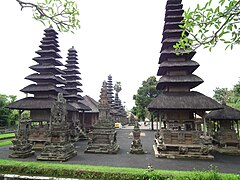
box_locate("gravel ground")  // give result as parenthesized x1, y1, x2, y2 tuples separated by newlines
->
(2, 128, 240, 174)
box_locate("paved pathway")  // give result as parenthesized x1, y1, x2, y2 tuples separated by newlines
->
(2, 128, 240, 174)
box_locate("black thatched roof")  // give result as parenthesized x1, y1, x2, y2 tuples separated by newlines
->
(29, 65, 65, 74)
(21, 84, 68, 94)
(7, 97, 76, 111)
(80, 95, 99, 113)
(206, 104, 240, 120)
(32, 57, 63, 66)
(69, 102, 91, 111)
(157, 74, 203, 90)
(157, 60, 199, 75)
(148, 91, 222, 111)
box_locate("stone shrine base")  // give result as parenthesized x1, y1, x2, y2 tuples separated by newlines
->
(153, 145, 214, 160)
(213, 147, 240, 155)
(85, 143, 119, 154)
(37, 144, 77, 162)
(9, 151, 35, 158)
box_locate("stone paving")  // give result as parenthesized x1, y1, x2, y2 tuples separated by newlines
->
(1, 125, 240, 174)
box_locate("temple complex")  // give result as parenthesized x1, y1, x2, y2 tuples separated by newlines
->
(206, 103, 240, 154)
(7, 26, 77, 150)
(85, 81, 119, 154)
(37, 93, 77, 161)
(148, 0, 222, 159)
(62, 47, 91, 141)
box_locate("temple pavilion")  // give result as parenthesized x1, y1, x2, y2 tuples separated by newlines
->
(148, 0, 222, 159)
(7, 26, 79, 149)
(206, 103, 240, 154)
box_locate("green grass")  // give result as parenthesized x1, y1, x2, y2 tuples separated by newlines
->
(0, 159, 238, 180)
(0, 133, 15, 140)
(0, 140, 12, 147)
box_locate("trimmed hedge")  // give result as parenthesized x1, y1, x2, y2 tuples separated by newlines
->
(0, 160, 238, 180)
(0, 133, 15, 140)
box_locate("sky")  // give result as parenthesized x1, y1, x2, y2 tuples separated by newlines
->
(0, 0, 239, 110)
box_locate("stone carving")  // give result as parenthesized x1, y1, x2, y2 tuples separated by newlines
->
(37, 93, 77, 161)
(9, 115, 35, 158)
(85, 81, 119, 154)
(130, 121, 144, 154)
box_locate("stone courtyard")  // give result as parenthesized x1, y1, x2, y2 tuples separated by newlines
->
(2, 126, 240, 174)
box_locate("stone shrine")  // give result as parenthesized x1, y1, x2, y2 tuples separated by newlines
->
(130, 121, 144, 154)
(9, 115, 34, 158)
(85, 81, 119, 154)
(37, 93, 77, 161)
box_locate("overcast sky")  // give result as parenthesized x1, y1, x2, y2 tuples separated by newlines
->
(0, 0, 239, 110)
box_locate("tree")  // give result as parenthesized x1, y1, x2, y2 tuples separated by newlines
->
(132, 76, 160, 120)
(213, 81, 240, 110)
(0, 94, 18, 127)
(16, 0, 80, 33)
(175, 0, 240, 52)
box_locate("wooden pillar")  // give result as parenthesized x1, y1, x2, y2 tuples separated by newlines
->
(82, 110, 86, 133)
(156, 112, 159, 132)
(159, 112, 162, 133)
(203, 113, 207, 136)
(151, 113, 154, 131)
(236, 120, 239, 137)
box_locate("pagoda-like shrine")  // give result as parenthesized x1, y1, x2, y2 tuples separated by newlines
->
(37, 93, 77, 161)
(206, 103, 240, 154)
(7, 26, 76, 150)
(130, 121, 144, 154)
(85, 81, 119, 154)
(62, 46, 91, 141)
(107, 75, 115, 110)
(148, 0, 222, 159)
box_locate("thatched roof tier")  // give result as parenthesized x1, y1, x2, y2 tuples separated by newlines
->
(66, 59, 79, 64)
(65, 64, 79, 69)
(64, 94, 83, 101)
(7, 97, 76, 111)
(69, 102, 91, 111)
(148, 91, 222, 111)
(206, 104, 240, 120)
(63, 87, 83, 92)
(80, 95, 99, 113)
(167, 0, 182, 4)
(63, 80, 82, 86)
(32, 57, 63, 66)
(157, 60, 199, 75)
(163, 22, 183, 31)
(35, 50, 62, 58)
(25, 73, 66, 84)
(159, 50, 196, 63)
(40, 39, 59, 47)
(39, 44, 60, 52)
(29, 65, 65, 74)
(63, 69, 80, 74)
(21, 84, 68, 94)
(166, 4, 183, 11)
(166, 9, 184, 16)
(165, 15, 183, 23)
(62, 74, 81, 80)
(156, 75, 203, 90)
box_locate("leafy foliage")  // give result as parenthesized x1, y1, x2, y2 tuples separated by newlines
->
(213, 80, 240, 110)
(16, 0, 80, 33)
(175, 0, 240, 52)
(132, 76, 160, 120)
(0, 94, 18, 127)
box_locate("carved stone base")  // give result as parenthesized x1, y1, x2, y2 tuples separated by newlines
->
(213, 147, 240, 155)
(130, 139, 144, 154)
(9, 151, 35, 158)
(153, 145, 214, 159)
(85, 143, 119, 154)
(37, 143, 77, 161)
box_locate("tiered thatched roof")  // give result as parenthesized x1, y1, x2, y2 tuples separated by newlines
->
(148, 0, 221, 111)
(206, 104, 240, 120)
